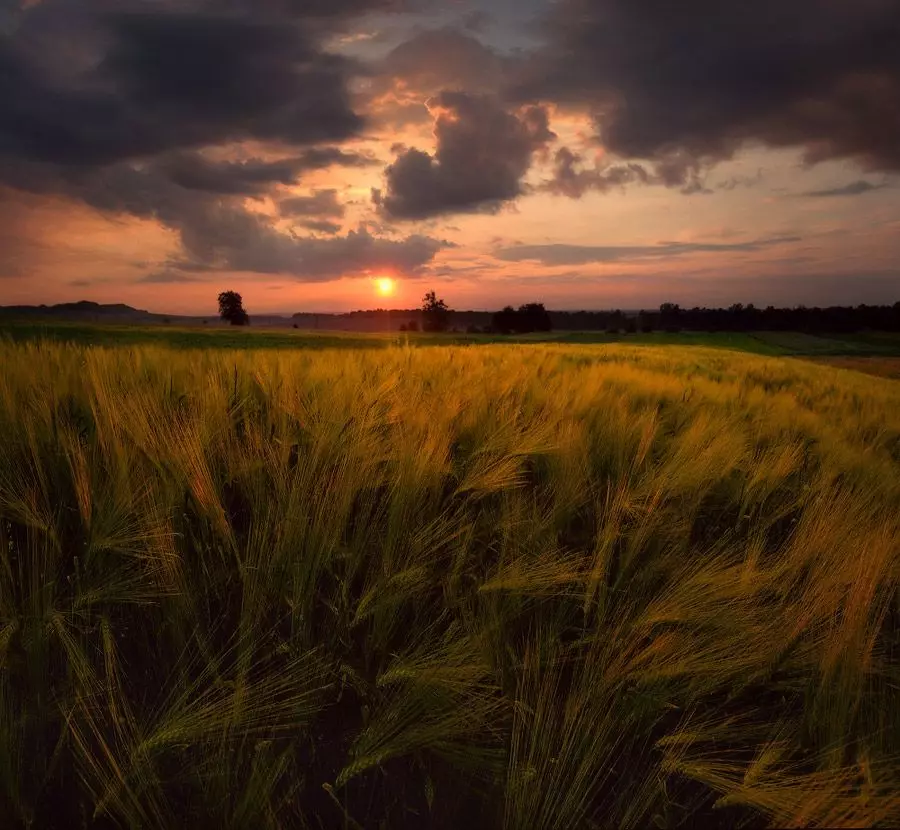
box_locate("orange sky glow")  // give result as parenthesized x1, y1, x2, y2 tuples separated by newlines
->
(0, 0, 897, 314)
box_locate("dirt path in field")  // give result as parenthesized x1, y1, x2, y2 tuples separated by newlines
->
(808, 357, 900, 379)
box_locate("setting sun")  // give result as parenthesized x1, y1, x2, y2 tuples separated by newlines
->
(375, 277, 395, 297)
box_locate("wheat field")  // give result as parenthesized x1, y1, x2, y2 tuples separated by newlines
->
(1, 340, 898, 828)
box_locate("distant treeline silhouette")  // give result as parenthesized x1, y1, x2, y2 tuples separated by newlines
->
(492, 304, 553, 334)
(292, 301, 900, 334)
(494, 302, 900, 335)
(634, 302, 900, 335)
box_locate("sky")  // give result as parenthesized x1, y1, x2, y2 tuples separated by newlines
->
(0, 0, 898, 314)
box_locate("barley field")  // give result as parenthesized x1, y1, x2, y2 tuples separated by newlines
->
(1, 339, 899, 828)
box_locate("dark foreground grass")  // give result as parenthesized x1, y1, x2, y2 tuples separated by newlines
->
(1, 340, 899, 828)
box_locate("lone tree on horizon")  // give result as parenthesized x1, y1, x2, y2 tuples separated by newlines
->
(218, 291, 250, 326)
(421, 290, 450, 333)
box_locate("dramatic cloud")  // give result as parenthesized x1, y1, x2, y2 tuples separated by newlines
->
(169, 217, 449, 280)
(288, 147, 380, 170)
(0, 0, 380, 198)
(543, 147, 651, 198)
(279, 189, 346, 234)
(800, 180, 890, 198)
(0, 0, 428, 281)
(378, 92, 555, 218)
(541, 146, 729, 198)
(715, 170, 765, 191)
(1, 5, 370, 169)
(365, 27, 515, 126)
(158, 149, 376, 195)
(279, 189, 346, 218)
(297, 219, 344, 235)
(514, 0, 900, 178)
(496, 235, 802, 266)
(0, 152, 446, 280)
(2, 0, 897, 309)
(160, 156, 307, 195)
(381, 27, 510, 95)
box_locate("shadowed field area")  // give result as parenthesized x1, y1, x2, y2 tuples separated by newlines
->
(811, 357, 900, 380)
(1, 340, 899, 828)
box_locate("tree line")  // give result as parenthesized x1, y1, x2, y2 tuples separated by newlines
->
(219, 290, 900, 334)
(644, 302, 900, 334)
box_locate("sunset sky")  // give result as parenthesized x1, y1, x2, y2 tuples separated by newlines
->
(1, 0, 898, 314)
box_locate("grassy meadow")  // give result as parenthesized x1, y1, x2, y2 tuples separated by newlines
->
(1, 337, 899, 828)
(5, 318, 900, 358)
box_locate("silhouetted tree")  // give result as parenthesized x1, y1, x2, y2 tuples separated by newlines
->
(492, 303, 553, 334)
(605, 309, 625, 334)
(492, 306, 517, 334)
(421, 291, 450, 332)
(637, 310, 656, 333)
(518, 303, 553, 333)
(218, 291, 250, 326)
(659, 302, 682, 333)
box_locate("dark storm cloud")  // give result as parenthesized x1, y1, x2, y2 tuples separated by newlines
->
(800, 180, 890, 198)
(0, 0, 443, 281)
(462, 10, 492, 33)
(169, 207, 448, 279)
(543, 147, 651, 198)
(297, 219, 343, 235)
(378, 92, 555, 219)
(101, 11, 363, 147)
(198, 0, 408, 17)
(716, 170, 765, 192)
(496, 235, 802, 266)
(291, 147, 380, 170)
(0, 0, 371, 214)
(279, 190, 346, 218)
(280, 190, 346, 234)
(144, 189, 448, 279)
(380, 27, 511, 96)
(0, 149, 446, 281)
(160, 156, 313, 196)
(0, 3, 372, 170)
(108, 166, 448, 279)
(514, 0, 900, 178)
(360, 27, 516, 127)
(158, 150, 374, 195)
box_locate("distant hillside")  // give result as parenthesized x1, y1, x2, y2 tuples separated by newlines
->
(0, 301, 157, 320)
(0, 301, 303, 328)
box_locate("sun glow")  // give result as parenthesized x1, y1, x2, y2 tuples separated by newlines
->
(375, 277, 395, 297)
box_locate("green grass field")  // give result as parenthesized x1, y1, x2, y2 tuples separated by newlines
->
(1, 337, 899, 828)
(4, 318, 900, 357)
